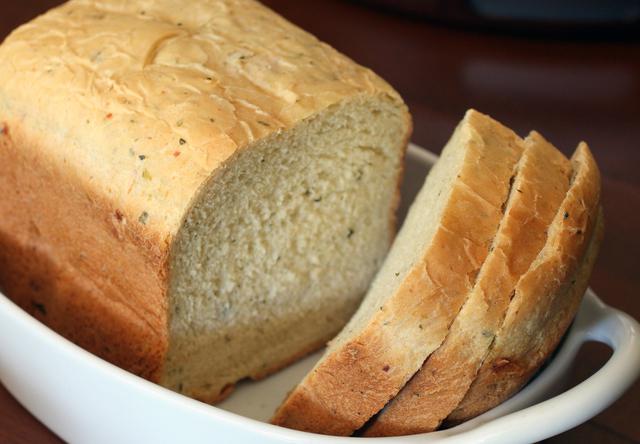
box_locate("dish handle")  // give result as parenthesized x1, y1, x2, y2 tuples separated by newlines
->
(452, 289, 640, 444)
(571, 289, 640, 410)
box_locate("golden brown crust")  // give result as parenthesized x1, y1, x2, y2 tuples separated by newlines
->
(0, 123, 168, 380)
(364, 132, 572, 436)
(271, 110, 524, 435)
(447, 143, 602, 423)
(0, 0, 400, 237)
(272, 331, 399, 435)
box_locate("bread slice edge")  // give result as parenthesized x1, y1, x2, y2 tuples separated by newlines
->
(364, 131, 572, 436)
(447, 142, 602, 423)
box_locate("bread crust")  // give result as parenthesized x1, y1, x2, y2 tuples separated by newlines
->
(0, 0, 401, 236)
(364, 132, 572, 436)
(447, 143, 602, 423)
(271, 110, 524, 435)
(0, 123, 169, 380)
(0, 0, 410, 400)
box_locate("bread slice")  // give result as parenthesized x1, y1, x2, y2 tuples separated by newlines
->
(447, 142, 602, 423)
(0, 0, 410, 402)
(364, 131, 572, 436)
(271, 110, 524, 435)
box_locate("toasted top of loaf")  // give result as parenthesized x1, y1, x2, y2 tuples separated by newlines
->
(364, 131, 572, 436)
(448, 142, 602, 422)
(272, 110, 524, 435)
(0, 0, 399, 236)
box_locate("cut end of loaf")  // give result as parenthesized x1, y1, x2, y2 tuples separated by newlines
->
(162, 94, 410, 401)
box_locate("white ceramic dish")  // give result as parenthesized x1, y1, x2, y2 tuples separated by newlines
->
(1, 144, 639, 444)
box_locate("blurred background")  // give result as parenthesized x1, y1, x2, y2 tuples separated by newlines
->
(1, 1, 639, 443)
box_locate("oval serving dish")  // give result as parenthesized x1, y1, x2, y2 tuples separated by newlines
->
(1, 144, 639, 443)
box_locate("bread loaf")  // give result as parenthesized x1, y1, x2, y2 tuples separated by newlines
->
(364, 131, 572, 436)
(271, 110, 524, 435)
(0, 0, 410, 402)
(447, 142, 602, 423)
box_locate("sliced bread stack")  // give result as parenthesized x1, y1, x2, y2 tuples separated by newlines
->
(272, 110, 602, 436)
(447, 141, 602, 425)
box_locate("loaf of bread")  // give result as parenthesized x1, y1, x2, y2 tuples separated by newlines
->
(0, 0, 410, 402)
(272, 110, 525, 435)
(364, 131, 573, 436)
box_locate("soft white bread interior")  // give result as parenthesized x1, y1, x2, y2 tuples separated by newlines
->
(364, 131, 572, 436)
(447, 142, 602, 423)
(165, 96, 409, 399)
(0, 0, 410, 403)
(272, 109, 524, 435)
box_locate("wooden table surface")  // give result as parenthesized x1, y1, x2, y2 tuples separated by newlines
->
(1, 1, 639, 443)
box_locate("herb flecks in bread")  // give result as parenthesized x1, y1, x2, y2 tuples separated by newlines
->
(448, 142, 602, 423)
(0, 0, 411, 402)
(364, 131, 572, 436)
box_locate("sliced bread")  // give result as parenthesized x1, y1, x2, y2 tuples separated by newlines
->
(364, 131, 572, 436)
(271, 110, 524, 435)
(447, 142, 602, 423)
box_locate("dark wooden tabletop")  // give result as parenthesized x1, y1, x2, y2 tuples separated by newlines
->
(1, 1, 639, 443)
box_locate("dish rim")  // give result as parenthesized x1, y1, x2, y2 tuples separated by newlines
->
(0, 144, 638, 443)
